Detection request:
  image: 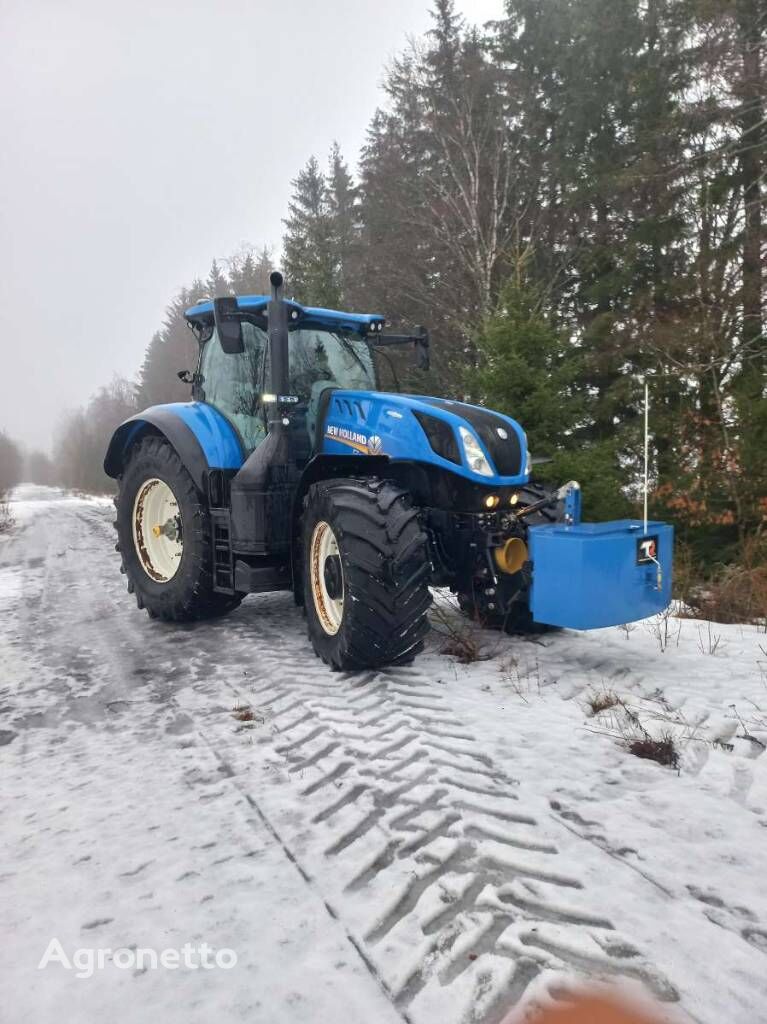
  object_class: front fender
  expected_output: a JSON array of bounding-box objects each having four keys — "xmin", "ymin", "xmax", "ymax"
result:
[{"xmin": 103, "ymin": 403, "xmax": 244, "ymax": 492}]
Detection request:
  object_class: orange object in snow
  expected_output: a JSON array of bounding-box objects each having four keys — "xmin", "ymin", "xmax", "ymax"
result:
[{"xmin": 528, "ymin": 995, "xmax": 664, "ymax": 1024}]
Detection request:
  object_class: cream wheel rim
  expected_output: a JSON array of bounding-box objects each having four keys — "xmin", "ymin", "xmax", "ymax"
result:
[
  {"xmin": 132, "ymin": 478, "xmax": 183, "ymax": 582},
  {"xmin": 310, "ymin": 521, "xmax": 345, "ymax": 635}
]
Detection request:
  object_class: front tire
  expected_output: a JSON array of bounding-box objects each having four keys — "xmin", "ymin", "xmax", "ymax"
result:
[
  {"xmin": 115, "ymin": 436, "xmax": 242, "ymax": 621},
  {"xmin": 302, "ymin": 478, "xmax": 432, "ymax": 670}
]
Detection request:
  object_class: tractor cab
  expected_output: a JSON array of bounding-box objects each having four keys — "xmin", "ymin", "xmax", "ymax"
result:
[
  {"xmin": 195, "ymin": 318, "xmax": 378, "ymax": 458},
  {"xmin": 184, "ymin": 287, "xmax": 428, "ymax": 463}
]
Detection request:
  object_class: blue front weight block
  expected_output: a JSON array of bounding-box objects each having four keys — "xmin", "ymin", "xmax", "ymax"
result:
[{"xmin": 528, "ymin": 519, "xmax": 674, "ymax": 630}]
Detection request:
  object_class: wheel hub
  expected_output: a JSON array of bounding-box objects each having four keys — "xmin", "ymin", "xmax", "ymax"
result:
[
  {"xmin": 310, "ymin": 521, "xmax": 345, "ymax": 635},
  {"xmin": 152, "ymin": 517, "xmax": 181, "ymax": 542},
  {"xmin": 323, "ymin": 555, "xmax": 343, "ymax": 600},
  {"xmin": 132, "ymin": 478, "xmax": 183, "ymax": 583}
]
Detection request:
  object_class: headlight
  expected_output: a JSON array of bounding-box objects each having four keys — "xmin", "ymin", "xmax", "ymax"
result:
[
  {"xmin": 458, "ymin": 426, "xmax": 494, "ymax": 477},
  {"xmin": 525, "ymin": 450, "xmax": 532, "ymax": 475}
]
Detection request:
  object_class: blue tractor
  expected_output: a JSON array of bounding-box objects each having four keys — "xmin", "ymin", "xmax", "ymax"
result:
[{"xmin": 105, "ymin": 272, "xmax": 673, "ymax": 669}]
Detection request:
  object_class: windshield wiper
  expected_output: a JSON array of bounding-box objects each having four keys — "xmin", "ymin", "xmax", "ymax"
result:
[{"xmin": 338, "ymin": 334, "xmax": 371, "ymax": 379}]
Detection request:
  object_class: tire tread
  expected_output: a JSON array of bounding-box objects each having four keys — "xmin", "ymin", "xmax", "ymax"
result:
[
  {"xmin": 302, "ymin": 477, "xmax": 432, "ymax": 670},
  {"xmin": 114, "ymin": 435, "xmax": 242, "ymax": 622}
]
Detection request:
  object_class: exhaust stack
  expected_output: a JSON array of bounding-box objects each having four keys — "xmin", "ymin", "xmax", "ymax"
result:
[{"xmin": 267, "ymin": 271, "xmax": 290, "ymax": 401}]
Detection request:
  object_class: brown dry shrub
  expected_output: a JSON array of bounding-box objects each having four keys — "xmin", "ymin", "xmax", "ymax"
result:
[
  {"xmin": 680, "ymin": 536, "xmax": 767, "ymax": 626},
  {"xmin": 232, "ymin": 704, "xmax": 257, "ymax": 722},
  {"xmin": 431, "ymin": 596, "xmax": 490, "ymax": 663},
  {"xmin": 0, "ymin": 493, "xmax": 13, "ymax": 534},
  {"xmin": 671, "ymin": 540, "xmax": 698, "ymax": 604},
  {"xmin": 629, "ymin": 733, "xmax": 679, "ymax": 769},
  {"xmin": 684, "ymin": 563, "xmax": 767, "ymax": 625},
  {"xmin": 441, "ymin": 633, "xmax": 484, "ymax": 664},
  {"xmin": 586, "ymin": 690, "xmax": 620, "ymax": 715}
]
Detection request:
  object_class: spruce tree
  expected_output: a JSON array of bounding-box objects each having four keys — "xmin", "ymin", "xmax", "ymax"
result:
[
  {"xmin": 282, "ymin": 156, "xmax": 337, "ymax": 306},
  {"xmin": 228, "ymin": 245, "xmax": 273, "ymax": 294},
  {"xmin": 0, "ymin": 430, "xmax": 23, "ymax": 496},
  {"xmin": 137, "ymin": 284, "xmax": 204, "ymax": 408},
  {"xmin": 327, "ymin": 143, "xmax": 357, "ymax": 306},
  {"xmin": 206, "ymin": 259, "xmax": 229, "ymax": 299}
]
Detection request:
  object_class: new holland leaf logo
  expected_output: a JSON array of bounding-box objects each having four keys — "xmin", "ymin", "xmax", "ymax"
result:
[{"xmin": 325, "ymin": 424, "xmax": 384, "ymax": 456}]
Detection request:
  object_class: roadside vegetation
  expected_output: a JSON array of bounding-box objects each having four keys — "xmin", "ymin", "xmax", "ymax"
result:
[
  {"xmin": 435, "ymin": 593, "xmax": 767, "ymax": 771},
  {"xmin": 675, "ymin": 538, "xmax": 767, "ymax": 628},
  {"xmin": 0, "ymin": 501, "xmax": 12, "ymax": 534},
  {"xmin": 0, "ymin": 430, "xmax": 22, "ymax": 533}
]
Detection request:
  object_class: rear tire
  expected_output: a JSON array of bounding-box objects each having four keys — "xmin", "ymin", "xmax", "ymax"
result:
[
  {"xmin": 302, "ymin": 478, "xmax": 432, "ymax": 670},
  {"xmin": 115, "ymin": 435, "xmax": 242, "ymax": 622}
]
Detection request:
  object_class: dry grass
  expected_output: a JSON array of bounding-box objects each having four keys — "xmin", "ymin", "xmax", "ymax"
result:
[
  {"xmin": 678, "ymin": 538, "xmax": 767, "ymax": 629},
  {"xmin": 232, "ymin": 703, "xmax": 259, "ymax": 723},
  {"xmin": 616, "ymin": 622, "xmax": 638, "ymax": 640},
  {"xmin": 629, "ymin": 733, "xmax": 680, "ymax": 769},
  {"xmin": 683, "ymin": 565, "xmax": 767, "ymax": 627},
  {"xmin": 441, "ymin": 633, "xmax": 485, "ymax": 663},
  {"xmin": 498, "ymin": 654, "xmax": 550, "ymax": 701},
  {"xmin": 431, "ymin": 594, "xmax": 493, "ymax": 664},
  {"xmin": 729, "ymin": 702, "xmax": 767, "ymax": 751},
  {"xmin": 586, "ymin": 689, "xmax": 621, "ymax": 716},
  {"xmin": 643, "ymin": 606, "xmax": 682, "ymax": 652},
  {"xmin": 696, "ymin": 620, "xmax": 726, "ymax": 656},
  {"xmin": 0, "ymin": 493, "xmax": 13, "ymax": 534},
  {"xmin": 584, "ymin": 693, "xmax": 686, "ymax": 771}
]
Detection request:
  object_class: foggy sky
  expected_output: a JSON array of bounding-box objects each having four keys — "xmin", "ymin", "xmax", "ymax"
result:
[{"xmin": 0, "ymin": 0, "xmax": 502, "ymax": 451}]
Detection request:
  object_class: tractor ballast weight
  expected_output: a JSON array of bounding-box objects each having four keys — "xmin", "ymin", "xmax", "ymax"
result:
[{"xmin": 105, "ymin": 273, "xmax": 674, "ymax": 669}]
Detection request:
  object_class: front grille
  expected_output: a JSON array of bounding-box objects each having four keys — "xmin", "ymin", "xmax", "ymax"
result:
[
  {"xmin": 412, "ymin": 411, "xmax": 461, "ymax": 465},
  {"xmin": 423, "ymin": 400, "xmax": 523, "ymax": 476}
]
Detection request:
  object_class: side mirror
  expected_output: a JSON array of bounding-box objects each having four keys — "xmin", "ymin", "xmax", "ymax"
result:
[
  {"xmin": 415, "ymin": 326, "xmax": 430, "ymax": 371},
  {"xmin": 213, "ymin": 296, "xmax": 244, "ymax": 354},
  {"xmin": 371, "ymin": 325, "xmax": 431, "ymax": 371}
]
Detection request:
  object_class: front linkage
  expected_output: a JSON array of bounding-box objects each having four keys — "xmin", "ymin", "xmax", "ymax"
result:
[{"xmin": 424, "ymin": 480, "xmax": 582, "ymax": 630}]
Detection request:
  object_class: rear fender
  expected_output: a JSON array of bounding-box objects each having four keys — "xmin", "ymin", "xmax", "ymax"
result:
[{"xmin": 103, "ymin": 403, "xmax": 244, "ymax": 492}]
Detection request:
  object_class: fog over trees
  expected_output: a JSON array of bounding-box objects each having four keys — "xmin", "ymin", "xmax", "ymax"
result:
[
  {"xmin": 2, "ymin": 0, "xmax": 764, "ymax": 571},
  {"xmin": 0, "ymin": 431, "xmax": 22, "ymax": 530}
]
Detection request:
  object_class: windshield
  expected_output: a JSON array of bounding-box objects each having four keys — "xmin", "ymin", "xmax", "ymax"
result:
[
  {"xmin": 288, "ymin": 328, "xmax": 376, "ymax": 397},
  {"xmin": 199, "ymin": 324, "xmax": 377, "ymax": 453}
]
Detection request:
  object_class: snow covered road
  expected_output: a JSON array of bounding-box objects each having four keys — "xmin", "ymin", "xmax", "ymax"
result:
[{"xmin": 1, "ymin": 487, "xmax": 765, "ymax": 1023}]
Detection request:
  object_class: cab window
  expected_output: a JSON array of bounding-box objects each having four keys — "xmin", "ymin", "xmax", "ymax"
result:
[{"xmin": 200, "ymin": 323, "xmax": 268, "ymax": 453}]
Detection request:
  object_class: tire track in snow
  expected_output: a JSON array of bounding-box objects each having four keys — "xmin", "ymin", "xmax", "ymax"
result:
[
  {"xmin": 7, "ymin": 497, "xmax": 683, "ymax": 1024},
  {"xmin": 184, "ymin": 633, "xmax": 682, "ymax": 1024}
]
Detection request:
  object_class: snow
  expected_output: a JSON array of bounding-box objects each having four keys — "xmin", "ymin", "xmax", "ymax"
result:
[{"xmin": 0, "ymin": 487, "xmax": 765, "ymax": 1024}]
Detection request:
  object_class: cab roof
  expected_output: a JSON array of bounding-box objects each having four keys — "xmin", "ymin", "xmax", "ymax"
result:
[{"xmin": 185, "ymin": 295, "xmax": 385, "ymax": 336}]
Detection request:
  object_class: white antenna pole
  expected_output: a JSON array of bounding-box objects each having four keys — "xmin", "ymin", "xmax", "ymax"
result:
[{"xmin": 643, "ymin": 379, "xmax": 649, "ymax": 535}]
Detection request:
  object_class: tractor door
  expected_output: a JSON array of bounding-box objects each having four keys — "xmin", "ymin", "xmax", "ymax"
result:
[
  {"xmin": 199, "ymin": 322, "xmax": 269, "ymax": 454},
  {"xmin": 288, "ymin": 328, "xmax": 377, "ymax": 454}
]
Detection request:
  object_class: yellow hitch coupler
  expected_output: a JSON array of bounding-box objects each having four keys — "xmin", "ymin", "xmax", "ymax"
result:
[{"xmin": 494, "ymin": 536, "xmax": 528, "ymax": 575}]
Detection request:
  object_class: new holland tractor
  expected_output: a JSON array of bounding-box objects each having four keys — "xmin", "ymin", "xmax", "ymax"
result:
[{"xmin": 105, "ymin": 272, "xmax": 673, "ymax": 669}]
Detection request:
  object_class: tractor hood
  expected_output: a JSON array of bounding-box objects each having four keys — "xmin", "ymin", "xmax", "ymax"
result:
[{"xmin": 319, "ymin": 390, "xmax": 530, "ymax": 485}]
